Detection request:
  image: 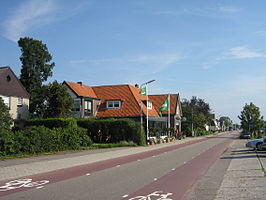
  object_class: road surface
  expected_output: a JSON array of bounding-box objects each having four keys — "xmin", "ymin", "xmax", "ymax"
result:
[{"xmin": 0, "ymin": 132, "xmax": 237, "ymax": 200}]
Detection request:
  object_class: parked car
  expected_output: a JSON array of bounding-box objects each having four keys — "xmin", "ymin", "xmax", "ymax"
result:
[
  {"xmin": 240, "ymin": 131, "xmax": 251, "ymax": 139},
  {"xmin": 246, "ymin": 136, "xmax": 266, "ymax": 151}
]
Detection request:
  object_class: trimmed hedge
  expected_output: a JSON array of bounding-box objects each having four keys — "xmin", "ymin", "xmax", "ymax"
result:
[
  {"xmin": 25, "ymin": 118, "xmax": 77, "ymax": 129},
  {"xmin": 77, "ymin": 118, "xmax": 146, "ymax": 146},
  {"xmin": 0, "ymin": 126, "xmax": 92, "ymax": 156}
]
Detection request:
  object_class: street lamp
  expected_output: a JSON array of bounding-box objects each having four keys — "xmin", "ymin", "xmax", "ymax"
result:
[{"xmin": 140, "ymin": 80, "xmax": 155, "ymax": 142}]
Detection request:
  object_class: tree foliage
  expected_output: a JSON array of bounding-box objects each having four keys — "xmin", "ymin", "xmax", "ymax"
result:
[
  {"xmin": 44, "ymin": 81, "xmax": 74, "ymax": 118},
  {"xmin": 18, "ymin": 37, "xmax": 55, "ymax": 117},
  {"xmin": 238, "ymin": 102, "xmax": 264, "ymax": 135},
  {"xmin": 0, "ymin": 97, "xmax": 13, "ymax": 130},
  {"xmin": 181, "ymin": 96, "xmax": 213, "ymax": 136},
  {"xmin": 219, "ymin": 116, "xmax": 232, "ymax": 130}
]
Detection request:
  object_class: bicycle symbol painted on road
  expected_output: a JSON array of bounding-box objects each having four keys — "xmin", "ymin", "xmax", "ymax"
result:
[
  {"xmin": 0, "ymin": 178, "xmax": 49, "ymax": 192},
  {"xmin": 128, "ymin": 190, "xmax": 173, "ymax": 200}
]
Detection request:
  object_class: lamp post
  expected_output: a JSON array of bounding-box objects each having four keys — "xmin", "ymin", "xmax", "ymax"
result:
[{"xmin": 140, "ymin": 79, "xmax": 155, "ymax": 142}]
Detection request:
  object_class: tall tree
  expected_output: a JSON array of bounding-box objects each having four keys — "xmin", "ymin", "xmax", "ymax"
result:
[
  {"xmin": 18, "ymin": 37, "xmax": 55, "ymax": 117},
  {"xmin": 238, "ymin": 102, "xmax": 264, "ymax": 136},
  {"xmin": 181, "ymin": 96, "xmax": 213, "ymax": 136},
  {"xmin": 44, "ymin": 81, "xmax": 74, "ymax": 118},
  {"xmin": 0, "ymin": 97, "xmax": 13, "ymax": 130}
]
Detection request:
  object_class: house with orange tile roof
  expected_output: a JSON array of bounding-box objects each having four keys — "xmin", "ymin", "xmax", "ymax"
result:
[
  {"xmin": 63, "ymin": 81, "xmax": 101, "ymax": 118},
  {"xmin": 149, "ymin": 94, "xmax": 182, "ymax": 132},
  {"xmin": 63, "ymin": 81, "xmax": 182, "ymax": 135}
]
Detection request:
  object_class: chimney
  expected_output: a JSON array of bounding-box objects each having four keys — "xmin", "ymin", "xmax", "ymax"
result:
[
  {"xmin": 135, "ymin": 84, "xmax": 139, "ymax": 88},
  {"xmin": 77, "ymin": 81, "xmax": 83, "ymax": 86}
]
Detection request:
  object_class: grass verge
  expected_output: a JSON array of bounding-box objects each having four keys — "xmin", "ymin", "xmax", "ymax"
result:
[{"xmin": 0, "ymin": 141, "xmax": 139, "ymax": 160}]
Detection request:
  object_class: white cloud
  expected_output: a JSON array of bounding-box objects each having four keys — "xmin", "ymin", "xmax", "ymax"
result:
[
  {"xmin": 229, "ymin": 46, "xmax": 266, "ymax": 59},
  {"xmin": 180, "ymin": 75, "xmax": 266, "ymax": 123},
  {"xmin": 202, "ymin": 65, "xmax": 211, "ymax": 70},
  {"xmin": 69, "ymin": 53, "xmax": 183, "ymax": 74},
  {"xmin": 218, "ymin": 6, "xmax": 241, "ymax": 13},
  {"xmin": 129, "ymin": 54, "xmax": 181, "ymax": 66},
  {"xmin": 230, "ymin": 75, "xmax": 266, "ymax": 96},
  {"xmin": 2, "ymin": 0, "xmax": 90, "ymax": 42},
  {"xmin": 255, "ymin": 30, "xmax": 266, "ymax": 36},
  {"xmin": 3, "ymin": 0, "xmax": 57, "ymax": 42},
  {"xmin": 154, "ymin": 10, "xmax": 177, "ymax": 15}
]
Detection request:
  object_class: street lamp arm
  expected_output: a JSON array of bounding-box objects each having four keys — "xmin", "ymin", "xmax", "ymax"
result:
[{"xmin": 140, "ymin": 79, "xmax": 155, "ymax": 88}]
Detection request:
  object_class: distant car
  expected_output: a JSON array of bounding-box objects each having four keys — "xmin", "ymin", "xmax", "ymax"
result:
[
  {"xmin": 246, "ymin": 137, "xmax": 266, "ymax": 151},
  {"xmin": 240, "ymin": 131, "xmax": 251, "ymax": 139}
]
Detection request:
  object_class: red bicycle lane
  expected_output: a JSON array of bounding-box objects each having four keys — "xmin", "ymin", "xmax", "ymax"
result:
[{"xmin": 125, "ymin": 137, "xmax": 234, "ymax": 200}]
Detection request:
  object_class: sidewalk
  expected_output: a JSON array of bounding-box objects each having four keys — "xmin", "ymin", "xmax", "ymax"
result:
[
  {"xmin": 214, "ymin": 139, "xmax": 266, "ymax": 200},
  {"xmin": 0, "ymin": 136, "xmax": 203, "ymax": 182}
]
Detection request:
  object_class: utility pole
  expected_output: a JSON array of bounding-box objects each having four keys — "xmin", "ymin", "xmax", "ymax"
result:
[{"xmin": 192, "ymin": 106, "xmax": 194, "ymax": 137}]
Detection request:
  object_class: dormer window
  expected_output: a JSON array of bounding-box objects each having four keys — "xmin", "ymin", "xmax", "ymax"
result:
[
  {"xmin": 147, "ymin": 100, "xmax": 152, "ymax": 110},
  {"xmin": 107, "ymin": 100, "xmax": 121, "ymax": 109}
]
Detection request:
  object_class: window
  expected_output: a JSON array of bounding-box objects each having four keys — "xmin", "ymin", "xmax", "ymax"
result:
[
  {"xmin": 6, "ymin": 75, "xmax": 11, "ymax": 82},
  {"xmin": 2, "ymin": 96, "xmax": 10, "ymax": 109},
  {"xmin": 107, "ymin": 100, "xmax": 121, "ymax": 109},
  {"xmin": 18, "ymin": 97, "xmax": 23, "ymax": 107},
  {"xmin": 73, "ymin": 99, "xmax": 80, "ymax": 111},
  {"xmin": 84, "ymin": 100, "xmax": 92, "ymax": 115},
  {"xmin": 147, "ymin": 101, "xmax": 152, "ymax": 110}
]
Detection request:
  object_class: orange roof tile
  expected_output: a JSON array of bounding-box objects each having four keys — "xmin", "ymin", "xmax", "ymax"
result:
[
  {"xmin": 64, "ymin": 81, "xmax": 97, "ymax": 98},
  {"xmin": 92, "ymin": 84, "xmax": 159, "ymax": 118},
  {"xmin": 148, "ymin": 94, "xmax": 178, "ymax": 115}
]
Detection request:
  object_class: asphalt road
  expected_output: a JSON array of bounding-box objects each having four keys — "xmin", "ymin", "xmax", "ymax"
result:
[{"xmin": 0, "ymin": 132, "xmax": 237, "ymax": 200}]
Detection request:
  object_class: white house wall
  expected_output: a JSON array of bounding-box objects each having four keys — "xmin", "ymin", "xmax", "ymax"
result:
[{"xmin": 0, "ymin": 95, "xmax": 29, "ymax": 120}]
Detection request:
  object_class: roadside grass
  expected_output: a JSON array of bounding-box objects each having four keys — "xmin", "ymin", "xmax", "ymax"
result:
[
  {"xmin": 0, "ymin": 141, "xmax": 138, "ymax": 160},
  {"xmin": 85, "ymin": 141, "xmax": 138, "ymax": 149},
  {"xmin": 251, "ymin": 133, "xmax": 266, "ymax": 140}
]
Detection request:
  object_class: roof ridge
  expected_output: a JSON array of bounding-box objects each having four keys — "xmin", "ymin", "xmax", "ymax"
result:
[
  {"xmin": 0, "ymin": 66, "xmax": 10, "ymax": 69},
  {"xmin": 92, "ymin": 84, "xmax": 133, "ymax": 88}
]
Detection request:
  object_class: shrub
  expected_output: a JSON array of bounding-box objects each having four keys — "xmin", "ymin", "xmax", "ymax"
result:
[
  {"xmin": 77, "ymin": 118, "xmax": 146, "ymax": 145},
  {"xmin": 0, "ymin": 126, "xmax": 93, "ymax": 156},
  {"xmin": 25, "ymin": 118, "xmax": 77, "ymax": 129},
  {"xmin": 0, "ymin": 97, "xmax": 13, "ymax": 130},
  {"xmin": 0, "ymin": 129, "xmax": 16, "ymax": 156}
]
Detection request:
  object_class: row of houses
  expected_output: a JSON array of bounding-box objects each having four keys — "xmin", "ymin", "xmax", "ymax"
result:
[{"xmin": 0, "ymin": 66, "xmax": 182, "ymax": 136}]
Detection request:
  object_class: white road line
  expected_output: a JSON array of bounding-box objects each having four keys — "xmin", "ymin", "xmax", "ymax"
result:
[{"xmin": 122, "ymin": 194, "xmax": 129, "ymax": 198}]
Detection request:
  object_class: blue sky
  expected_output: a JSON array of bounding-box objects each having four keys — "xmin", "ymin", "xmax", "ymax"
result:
[{"xmin": 1, "ymin": 0, "xmax": 266, "ymax": 123}]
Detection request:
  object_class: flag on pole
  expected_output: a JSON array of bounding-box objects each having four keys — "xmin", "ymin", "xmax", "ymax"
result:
[
  {"xmin": 140, "ymin": 87, "xmax": 146, "ymax": 96},
  {"xmin": 159, "ymin": 96, "xmax": 169, "ymax": 117}
]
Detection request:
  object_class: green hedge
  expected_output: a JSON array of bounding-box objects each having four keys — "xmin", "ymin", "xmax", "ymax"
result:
[
  {"xmin": 25, "ymin": 118, "xmax": 77, "ymax": 129},
  {"xmin": 77, "ymin": 118, "xmax": 146, "ymax": 145},
  {"xmin": 0, "ymin": 126, "xmax": 92, "ymax": 156}
]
